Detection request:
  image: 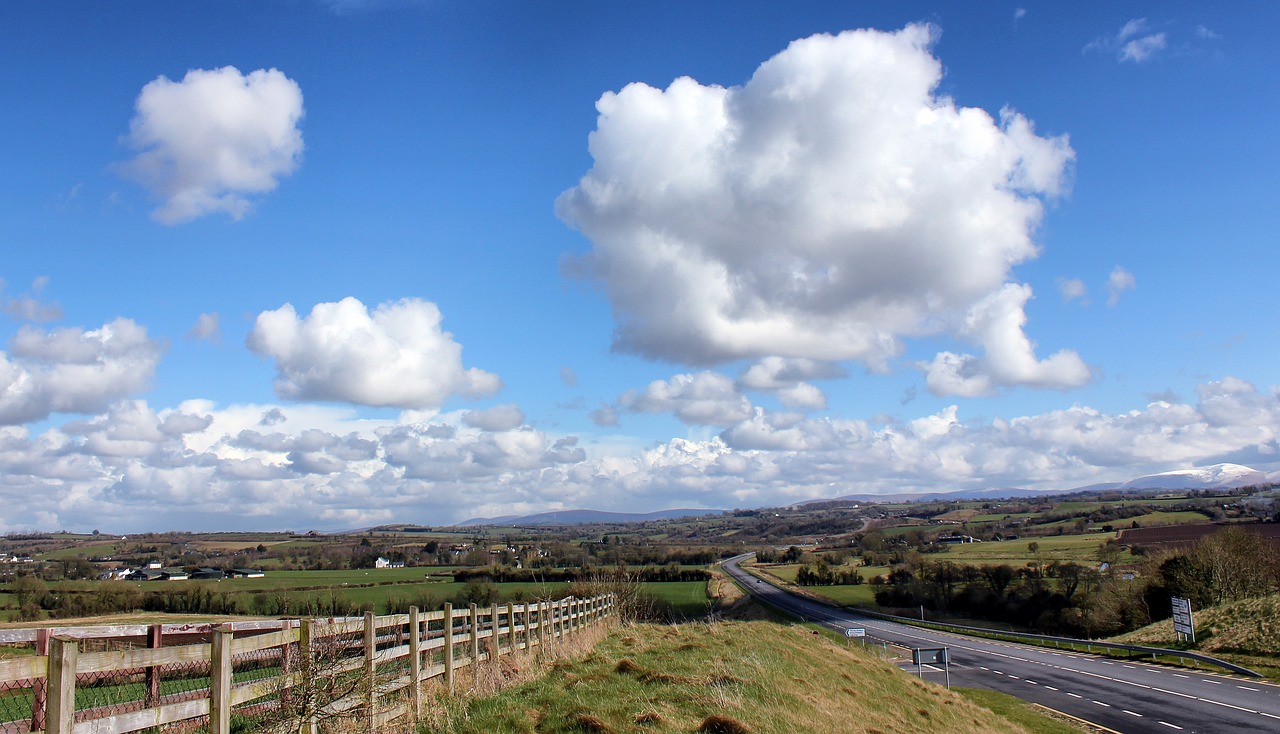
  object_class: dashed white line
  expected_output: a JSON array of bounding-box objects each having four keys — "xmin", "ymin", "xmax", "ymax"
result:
[
  {"xmin": 1158, "ymin": 722, "xmax": 1183, "ymax": 730},
  {"xmin": 1237, "ymin": 686, "xmax": 1260, "ymax": 691},
  {"xmin": 1204, "ymin": 679, "xmax": 1222, "ymax": 685},
  {"xmin": 1092, "ymin": 700, "xmax": 1111, "ymax": 707},
  {"xmin": 1122, "ymin": 710, "xmax": 1143, "ymax": 717},
  {"xmin": 1172, "ymin": 674, "xmax": 1189, "ymax": 679},
  {"xmin": 1044, "ymin": 686, "xmax": 1058, "ymax": 691},
  {"xmin": 1067, "ymin": 693, "xmax": 1083, "ymax": 698}
]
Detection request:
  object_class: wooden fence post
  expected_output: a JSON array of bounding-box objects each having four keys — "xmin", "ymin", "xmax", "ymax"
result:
[
  {"xmin": 490, "ymin": 603, "xmax": 501, "ymax": 655},
  {"xmin": 145, "ymin": 623, "xmax": 163, "ymax": 711},
  {"xmin": 46, "ymin": 635, "xmax": 76, "ymax": 734},
  {"xmin": 469, "ymin": 604, "xmax": 480, "ymax": 665},
  {"xmin": 409, "ymin": 607, "xmax": 421, "ymax": 721},
  {"xmin": 299, "ymin": 619, "xmax": 317, "ymax": 734},
  {"xmin": 363, "ymin": 612, "xmax": 376, "ymax": 733},
  {"xmin": 30, "ymin": 628, "xmax": 50, "ymax": 733},
  {"xmin": 443, "ymin": 603, "xmax": 454, "ymax": 692},
  {"xmin": 537, "ymin": 601, "xmax": 547, "ymax": 651},
  {"xmin": 210, "ymin": 624, "xmax": 233, "ymax": 734},
  {"xmin": 506, "ymin": 603, "xmax": 516, "ymax": 651}
]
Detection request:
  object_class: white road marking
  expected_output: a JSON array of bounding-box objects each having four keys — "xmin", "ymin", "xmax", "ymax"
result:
[
  {"xmin": 1158, "ymin": 723, "xmax": 1183, "ymax": 730},
  {"xmin": 1093, "ymin": 700, "xmax": 1111, "ymax": 707},
  {"xmin": 1044, "ymin": 686, "xmax": 1058, "ymax": 691},
  {"xmin": 1067, "ymin": 693, "xmax": 1083, "ymax": 698},
  {"xmin": 1172, "ymin": 674, "xmax": 1189, "ymax": 679},
  {"xmin": 1237, "ymin": 686, "xmax": 1259, "ymax": 691},
  {"xmin": 1122, "ymin": 710, "xmax": 1142, "ymax": 717},
  {"xmin": 1204, "ymin": 679, "xmax": 1222, "ymax": 685}
]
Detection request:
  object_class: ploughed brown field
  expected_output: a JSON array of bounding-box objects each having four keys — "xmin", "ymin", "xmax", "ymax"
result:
[{"xmin": 1118, "ymin": 521, "xmax": 1280, "ymax": 549}]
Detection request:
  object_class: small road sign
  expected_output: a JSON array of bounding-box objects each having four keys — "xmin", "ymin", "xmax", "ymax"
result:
[{"xmin": 845, "ymin": 628, "xmax": 866, "ymax": 638}]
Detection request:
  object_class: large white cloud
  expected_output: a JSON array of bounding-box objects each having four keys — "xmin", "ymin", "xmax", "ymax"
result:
[
  {"xmin": 120, "ymin": 66, "xmax": 304, "ymax": 223},
  {"xmin": 247, "ymin": 297, "xmax": 501, "ymax": 409},
  {"xmin": 0, "ymin": 318, "xmax": 163, "ymax": 425},
  {"xmin": 559, "ymin": 25, "xmax": 1076, "ymax": 386},
  {"xmin": 1, "ymin": 376, "xmax": 1278, "ymax": 532},
  {"xmin": 921, "ymin": 283, "xmax": 1091, "ymax": 397}
]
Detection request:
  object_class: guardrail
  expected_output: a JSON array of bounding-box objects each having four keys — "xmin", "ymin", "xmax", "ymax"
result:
[
  {"xmin": 0, "ymin": 594, "xmax": 615, "ymax": 734},
  {"xmin": 728, "ymin": 556, "xmax": 1261, "ymax": 678},
  {"xmin": 835, "ymin": 606, "xmax": 1261, "ymax": 678}
]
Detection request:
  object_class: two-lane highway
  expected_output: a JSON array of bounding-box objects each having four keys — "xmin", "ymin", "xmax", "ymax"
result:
[{"xmin": 721, "ymin": 555, "xmax": 1280, "ymax": 733}]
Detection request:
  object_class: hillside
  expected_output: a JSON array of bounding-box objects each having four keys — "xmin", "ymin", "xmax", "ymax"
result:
[
  {"xmin": 1111, "ymin": 593, "xmax": 1280, "ymax": 677},
  {"xmin": 426, "ymin": 620, "xmax": 1080, "ymax": 733}
]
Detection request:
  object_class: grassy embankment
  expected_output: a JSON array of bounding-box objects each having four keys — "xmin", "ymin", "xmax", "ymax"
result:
[
  {"xmin": 1110, "ymin": 592, "xmax": 1280, "ymax": 680},
  {"xmin": 425, "ymin": 619, "xmax": 1083, "ymax": 734}
]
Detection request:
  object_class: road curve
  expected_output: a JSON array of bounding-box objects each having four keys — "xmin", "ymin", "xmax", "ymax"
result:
[{"xmin": 721, "ymin": 554, "xmax": 1280, "ymax": 734}]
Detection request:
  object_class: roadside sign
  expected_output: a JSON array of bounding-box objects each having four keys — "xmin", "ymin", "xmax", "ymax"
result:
[
  {"xmin": 845, "ymin": 628, "xmax": 866, "ymax": 638},
  {"xmin": 912, "ymin": 647, "xmax": 952, "ymax": 689},
  {"xmin": 1171, "ymin": 597, "xmax": 1195, "ymax": 642},
  {"xmin": 912, "ymin": 647, "xmax": 948, "ymax": 665}
]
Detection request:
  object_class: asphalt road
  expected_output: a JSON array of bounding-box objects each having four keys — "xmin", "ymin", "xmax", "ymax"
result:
[{"xmin": 721, "ymin": 555, "xmax": 1280, "ymax": 733}]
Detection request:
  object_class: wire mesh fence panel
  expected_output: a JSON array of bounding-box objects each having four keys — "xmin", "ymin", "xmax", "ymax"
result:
[{"xmin": 0, "ymin": 676, "xmax": 36, "ymax": 734}]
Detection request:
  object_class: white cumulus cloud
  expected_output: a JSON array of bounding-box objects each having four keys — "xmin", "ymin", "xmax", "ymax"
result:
[
  {"xmin": 247, "ymin": 297, "xmax": 500, "ymax": 409},
  {"xmin": 621, "ymin": 371, "xmax": 754, "ymax": 426},
  {"xmin": 559, "ymin": 25, "xmax": 1075, "ymax": 380},
  {"xmin": 921, "ymin": 284, "xmax": 1091, "ymax": 397},
  {"xmin": 0, "ymin": 318, "xmax": 163, "ymax": 425},
  {"xmin": 120, "ymin": 66, "xmax": 304, "ymax": 224}
]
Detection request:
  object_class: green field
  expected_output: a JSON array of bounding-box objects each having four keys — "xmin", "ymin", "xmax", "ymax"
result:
[{"xmin": 939, "ymin": 534, "xmax": 1126, "ymax": 565}]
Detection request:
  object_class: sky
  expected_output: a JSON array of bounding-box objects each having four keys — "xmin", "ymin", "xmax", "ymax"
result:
[{"xmin": 1, "ymin": 1, "xmax": 1278, "ymax": 533}]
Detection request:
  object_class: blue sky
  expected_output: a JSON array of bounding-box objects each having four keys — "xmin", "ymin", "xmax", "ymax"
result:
[{"xmin": 1, "ymin": 1, "xmax": 1277, "ymax": 532}]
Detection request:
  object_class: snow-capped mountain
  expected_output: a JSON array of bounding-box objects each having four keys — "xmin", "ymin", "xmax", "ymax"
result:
[{"xmin": 1116, "ymin": 463, "xmax": 1268, "ymax": 490}]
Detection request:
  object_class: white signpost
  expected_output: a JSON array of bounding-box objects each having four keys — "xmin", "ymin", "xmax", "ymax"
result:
[
  {"xmin": 1172, "ymin": 596, "xmax": 1195, "ymax": 642},
  {"xmin": 844, "ymin": 628, "xmax": 865, "ymax": 638}
]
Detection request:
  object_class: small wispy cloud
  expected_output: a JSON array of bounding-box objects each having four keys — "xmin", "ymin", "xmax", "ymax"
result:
[
  {"xmin": 1107, "ymin": 266, "xmax": 1136, "ymax": 307},
  {"xmin": 1086, "ymin": 18, "xmax": 1167, "ymax": 63},
  {"xmin": 1057, "ymin": 277, "xmax": 1088, "ymax": 304}
]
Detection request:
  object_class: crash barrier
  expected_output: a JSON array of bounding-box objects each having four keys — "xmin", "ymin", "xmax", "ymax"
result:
[
  {"xmin": 848, "ymin": 606, "xmax": 1261, "ymax": 677},
  {"xmin": 0, "ymin": 594, "xmax": 615, "ymax": 733}
]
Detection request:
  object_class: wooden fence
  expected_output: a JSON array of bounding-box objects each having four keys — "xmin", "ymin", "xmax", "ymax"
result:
[{"xmin": 0, "ymin": 594, "xmax": 615, "ymax": 734}]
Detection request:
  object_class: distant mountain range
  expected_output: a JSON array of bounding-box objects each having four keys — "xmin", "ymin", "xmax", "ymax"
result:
[
  {"xmin": 456, "ymin": 508, "xmax": 728, "ymax": 527},
  {"xmin": 456, "ymin": 463, "xmax": 1277, "ymax": 527},
  {"xmin": 804, "ymin": 463, "xmax": 1276, "ymax": 506}
]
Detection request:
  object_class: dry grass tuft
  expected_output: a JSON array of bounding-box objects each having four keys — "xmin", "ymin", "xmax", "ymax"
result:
[
  {"xmin": 697, "ymin": 714, "xmax": 752, "ymax": 734},
  {"xmin": 570, "ymin": 712, "xmax": 615, "ymax": 733},
  {"xmin": 614, "ymin": 658, "xmax": 645, "ymax": 674},
  {"xmin": 633, "ymin": 711, "xmax": 667, "ymax": 726}
]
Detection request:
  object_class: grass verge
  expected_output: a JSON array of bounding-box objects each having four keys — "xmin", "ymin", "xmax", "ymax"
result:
[{"xmin": 422, "ymin": 620, "xmax": 1074, "ymax": 734}]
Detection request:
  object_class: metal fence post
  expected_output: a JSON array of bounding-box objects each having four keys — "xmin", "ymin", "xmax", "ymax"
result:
[
  {"xmin": 409, "ymin": 607, "xmax": 421, "ymax": 721},
  {"xmin": 46, "ymin": 635, "xmax": 77, "ymax": 734},
  {"xmin": 210, "ymin": 624, "xmax": 233, "ymax": 734}
]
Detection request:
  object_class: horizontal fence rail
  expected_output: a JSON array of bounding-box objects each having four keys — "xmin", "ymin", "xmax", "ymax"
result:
[{"xmin": 0, "ymin": 594, "xmax": 615, "ymax": 734}]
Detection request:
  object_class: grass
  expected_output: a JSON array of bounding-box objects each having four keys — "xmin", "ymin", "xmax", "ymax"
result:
[
  {"xmin": 955, "ymin": 688, "xmax": 1089, "ymax": 733},
  {"xmin": 939, "ymin": 534, "xmax": 1126, "ymax": 566},
  {"xmin": 426, "ymin": 620, "xmax": 1071, "ymax": 733},
  {"xmin": 1110, "ymin": 592, "xmax": 1280, "ymax": 680}
]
